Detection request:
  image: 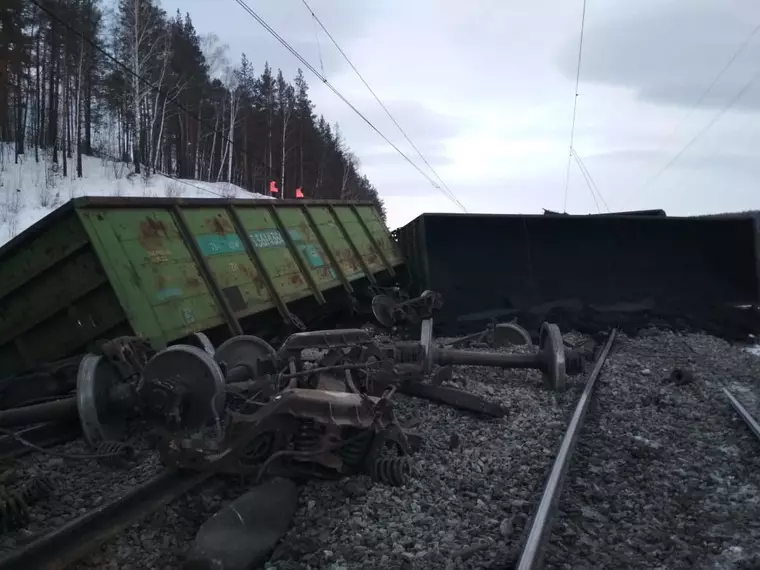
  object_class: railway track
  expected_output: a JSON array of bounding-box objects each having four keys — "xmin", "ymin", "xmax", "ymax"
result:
[
  {"xmin": 0, "ymin": 469, "xmax": 210, "ymax": 570},
  {"xmin": 723, "ymin": 385, "xmax": 760, "ymax": 442},
  {"xmin": 0, "ymin": 327, "xmax": 757, "ymax": 569},
  {"xmin": 515, "ymin": 329, "xmax": 617, "ymax": 569},
  {"xmin": 532, "ymin": 330, "xmax": 760, "ymax": 570}
]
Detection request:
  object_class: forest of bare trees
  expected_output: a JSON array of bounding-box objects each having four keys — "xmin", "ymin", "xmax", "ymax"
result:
[{"xmin": 0, "ymin": 0, "xmax": 385, "ymax": 217}]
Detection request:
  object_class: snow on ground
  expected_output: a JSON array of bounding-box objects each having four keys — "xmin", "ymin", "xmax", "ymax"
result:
[{"xmin": 0, "ymin": 147, "xmax": 272, "ymax": 248}]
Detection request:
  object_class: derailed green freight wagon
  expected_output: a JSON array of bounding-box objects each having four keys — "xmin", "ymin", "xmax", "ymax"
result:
[{"xmin": 0, "ymin": 197, "xmax": 403, "ymax": 377}]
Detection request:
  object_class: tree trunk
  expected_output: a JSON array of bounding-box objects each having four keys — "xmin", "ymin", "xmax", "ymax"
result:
[
  {"xmin": 35, "ymin": 21, "xmax": 41, "ymax": 163},
  {"xmin": 84, "ymin": 64, "xmax": 92, "ymax": 154},
  {"xmin": 76, "ymin": 39, "xmax": 84, "ymax": 177},
  {"xmin": 131, "ymin": 0, "xmax": 141, "ymax": 174},
  {"xmin": 280, "ymin": 109, "xmax": 289, "ymax": 197},
  {"xmin": 15, "ymin": 73, "xmax": 24, "ymax": 161},
  {"xmin": 208, "ymin": 99, "xmax": 220, "ymax": 181},
  {"xmin": 194, "ymin": 105, "xmax": 202, "ymax": 179},
  {"xmin": 154, "ymin": 94, "xmax": 168, "ymax": 173},
  {"xmin": 226, "ymin": 90, "xmax": 236, "ymax": 184},
  {"xmin": 62, "ymin": 61, "xmax": 68, "ymax": 178},
  {"xmin": 48, "ymin": 22, "xmax": 59, "ymax": 164},
  {"xmin": 267, "ymin": 107, "xmax": 273, "ymax": 195}
]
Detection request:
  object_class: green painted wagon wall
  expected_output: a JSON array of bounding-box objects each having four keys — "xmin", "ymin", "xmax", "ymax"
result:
[{"xmin": 0, "ymin": 197, "xmax": 402, "ymax": 377}]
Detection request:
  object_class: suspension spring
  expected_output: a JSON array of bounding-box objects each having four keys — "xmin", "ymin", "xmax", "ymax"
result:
[
  {"xmin": 0, "ymin": 488, "xmax": 30, "ymax": 532},
  {"xmin": 19, "ymin": 474, "xmax": 54, "ymax": 504},
  {"xmin": 95, "ymin": 441, "xmax": 136, "ymax": 468},
  {"xmin": 0, "ymin": 474, "xmax": 54, "ymax": 533},
  {"xmin": 370, "ymin": 456, "xmax": 412, "ymax": 487},
  {"xmin": 337, "ymin": 429, "xmax": 374, "ymax": 470},
  {"xmin": 292, "ymin": 420, "xmax": 322, "ymax": 453},
  {"xmin": 239, "ymin": 432, "xmax": 275, "ymax": 466}
]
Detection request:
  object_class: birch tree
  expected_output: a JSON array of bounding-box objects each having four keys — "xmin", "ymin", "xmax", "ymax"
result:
[{"xmin": 118, "ymin": 0, "xmax": 162, "ymax": 174}]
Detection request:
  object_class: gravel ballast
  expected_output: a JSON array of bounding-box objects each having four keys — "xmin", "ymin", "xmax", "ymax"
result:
[
  {"xmin": 9, "ymin": 328, "xmax": 760, "ymax": 570},
  {"xmin": 70, "ymin": 335, "xmax": 589, "ymax": 570},
  {"xmin": 266, "ymin": 338, "xmax": 588, "ymax": 570},
  {"xmin": 544, "ymin": 330, "xmax": 760, "ymax": 570},
  {"xmin": 0, "ymin": 433, "xmax": 162, "ymax": 554}
]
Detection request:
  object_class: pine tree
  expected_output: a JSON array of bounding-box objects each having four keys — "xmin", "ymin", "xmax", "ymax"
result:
[{"xmin": 0, "ymin": 6, "xmax": 386, "ymax": 217}]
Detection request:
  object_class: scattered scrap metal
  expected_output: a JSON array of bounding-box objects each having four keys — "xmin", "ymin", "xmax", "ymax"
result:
[
  {"xmin": 0, "ymin": 290, "xmax": 591, "ymax": 491},
  {"xmin": 0, "ymin": 289, "xmax": 595, "ymax": 570}
]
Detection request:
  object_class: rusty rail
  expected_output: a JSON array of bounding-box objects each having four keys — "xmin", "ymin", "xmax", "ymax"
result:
[
  {"xmin": 0, "ymin": 469, "xmax": 212, "ymax": 570},
  {"xmin": 515, "ymin": 328, "xmax": 617, "ymax": 570}
]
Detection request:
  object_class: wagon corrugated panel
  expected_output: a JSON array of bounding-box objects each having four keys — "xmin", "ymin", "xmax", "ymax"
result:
[
  {"xmin": 0, "ymin": 197, "xmax": 403, "ymax": 377},
  {"xmin": 396, "ymin": 211, "xmax": 760, "ymax": 334}
]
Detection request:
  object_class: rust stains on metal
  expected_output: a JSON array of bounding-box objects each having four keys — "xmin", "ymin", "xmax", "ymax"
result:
[
  {"xmin": 156, "ymin": 271, "xmax": 170, "ymax": 289},
  {"xmin": 139, "ymin": 218, "xmax": 169, "ymax": 250},
  {"xmin": 336, "ymin": 248, "xmax": 360, "ymax": 273},
  {"xmin": 251, "ymin": 275, "xmax": 269, "ymax": 299},
  {"xmin": 185, "ymin": 273, "xmax": 203, "ymax": 290},
  {"xmin": 240, "ymin": 264, "xmax": 257, "ymax": 283},
  {"xmin": 316, "ymin": 267, "xmax": 333, "ymax": 281},
  {"xmin": 208, "ymin": 215, "xmax": 234, "ymax": 236}
]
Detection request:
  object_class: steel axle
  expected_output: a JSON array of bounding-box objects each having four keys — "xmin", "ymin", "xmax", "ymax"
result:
[{"xmin": 419, "ymin": 320, "xmax": 569, "ymax": 391}]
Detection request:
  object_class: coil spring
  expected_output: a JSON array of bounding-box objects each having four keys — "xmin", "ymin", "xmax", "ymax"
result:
[
  {"xmin": 19, "ymin": 474, "xmax": 54, "ymax": 504},
  {"xmin": 0, "ymin": 488, "xmax": 30, "ymax": 532},
  {"xmin": 370, "ymin": 456, "xmax": 412, "ymax": 487},
  {"xmin": 0, "ymin": 474, "xmax": 55, "ymax": 533},
  {"xmin": 240, "ymin": 432, "xmax": 275, "ymax": 466},
  {"xmin": 95, "ymin": 441, "xmax": 136, "ymax": 468},
  {"xmin": 292, "ymin": 420, "xmax": 322, "ymax": 453},
  {"xmin": 337, "ymin": 429, "xmax": 374, "ymax": 469}
]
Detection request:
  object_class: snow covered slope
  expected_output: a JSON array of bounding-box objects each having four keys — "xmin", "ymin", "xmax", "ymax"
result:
[{"xmin": 0, "ymin": 148, "xmax": 272, "ymax": 248}]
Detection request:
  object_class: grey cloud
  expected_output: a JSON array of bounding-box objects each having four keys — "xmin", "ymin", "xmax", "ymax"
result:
[
  {"xmin": 360, "ymin": 149, "xmax": 454, "ymax": 171},
  {"xmin": 321, "ymin": 98, "xmax": 465, "ymax": 160},
  {"xmin": 556, "ymin": 1, "xmax": 760, "ymax": 110},
  {"xmin": 161, "ymin": 0, "xmax": 376, "ymax": 79}
]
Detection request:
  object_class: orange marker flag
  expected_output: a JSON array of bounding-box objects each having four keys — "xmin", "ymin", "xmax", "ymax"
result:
[
  {"xmin": 269, "ymin": 180, "xmax": 279, "ymax": 194},
  {"xmin": 295, "ymin": 187, "xmax": 304, "ymax": 198}
]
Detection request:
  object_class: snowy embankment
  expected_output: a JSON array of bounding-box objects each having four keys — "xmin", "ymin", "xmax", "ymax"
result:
[{"xmin": 0, "ymin": 148, "xmax": 271, "ymax": 248}]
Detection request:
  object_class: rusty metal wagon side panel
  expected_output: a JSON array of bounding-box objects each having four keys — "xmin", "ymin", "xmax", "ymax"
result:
[{"xmin": 0, "ymin": 197, "xmax": 402, "ymax": 377}]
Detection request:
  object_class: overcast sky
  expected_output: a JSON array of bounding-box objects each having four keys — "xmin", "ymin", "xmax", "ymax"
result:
[{"xmin": 160, "ymin": 0, "xmax": 760, "ymax": 229}]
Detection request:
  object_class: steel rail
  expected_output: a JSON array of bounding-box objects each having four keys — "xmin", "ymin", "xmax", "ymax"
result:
[
  {"xmin": 0, "ymin": 469, "xmax": 212, "ymax": 570},
  {"xmin": 0, "ymin": 422, "xmax": 80, "ymax": 459},
  {"xmin": 516, "ymin": 328, "xmax": 617, "ymax": 570},
  {"xmin": 723, "ymin": 387, "xmax": 760, "ymax": 442}
]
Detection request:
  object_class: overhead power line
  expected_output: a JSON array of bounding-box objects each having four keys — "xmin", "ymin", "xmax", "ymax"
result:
[
  {"xmin": 573, "ymin": 151, "xmax": 600, "ymax": 212},
  {"xmin": 30, "ymin": 0, "xmax": 275, "ymax": 196},
  {"xmin": 631, "ymin": 66, "xmax": 760, "ymax": 200},
  {"xmin": 562, "ymin": 0, "xmax": 588, "ymax": 213},
  {"xmin": 571, "ymin": 148, "xmax": 610, "ymax": 213},
  {"xmin": 299, "ymin": 0, "xmax": 466, "ymax": 211},
  {"xmin": 637, "ymin": 21, "xmax": 760, "ymax": 194},
  {"xmin": 233, "ymin": 0, "xmax": 468, "ymax": 212}
]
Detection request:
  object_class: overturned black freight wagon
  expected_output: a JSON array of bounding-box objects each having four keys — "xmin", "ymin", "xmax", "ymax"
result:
[{"xmin": 395, "ymin": 211, "xmax": 760, "ymax": 338}]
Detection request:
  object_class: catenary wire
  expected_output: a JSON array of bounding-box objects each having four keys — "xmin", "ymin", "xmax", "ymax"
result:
[
  {"xmin": 627, "ymin": 66, "xmax": 760, "ymax": 204},
  {"xmin": 571, "ymin": 149, "xmax": 600, "ymax": 212},
  {"xmin": 233, "ymin": 0, "xmax": 468, "ymax": 212},
  {"xmin": 562, "ymin": 0, "xmax": 588, "ymax": 213},
  {"xmin": 300, "ymin": 0, "xmax": 466, "ymax": 211},
  {"xmin": 572, "ymin": 148, "xmax": 610, "ymax": 212},
  {"xmin": 636, "ymin": 21, "xmax": 760, "ymax": 194}
]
